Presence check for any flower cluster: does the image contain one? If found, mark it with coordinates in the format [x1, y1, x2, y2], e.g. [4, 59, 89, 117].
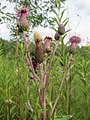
[32, 32, 53, 72]
[54, 23, 65, 41]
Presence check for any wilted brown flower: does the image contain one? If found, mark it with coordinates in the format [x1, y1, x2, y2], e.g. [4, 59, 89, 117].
[34, 32, 44, 63]
[34, 32, 42, 42]
[35, 41, 44, 63]
[44, 36, 52, 53]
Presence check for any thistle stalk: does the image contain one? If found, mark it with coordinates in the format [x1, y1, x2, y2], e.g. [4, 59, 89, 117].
[23, 31, 39, 82]
[46, 36, 62, 85]
[7, 104, 10, 120]
[86, 78, 89, 120]
[69, 72, 72, 114]
[66, 69, 71, 115]
[74, 78, 76, 118]
[16, 27, 21, 120]
[42, 57, 47, 120]
[22, 31, 43, 112]
[66, 74, 69, 115]
[50, 54, 73, 119]
[41, 87, 46, 120]
[39, 56, 47, 120]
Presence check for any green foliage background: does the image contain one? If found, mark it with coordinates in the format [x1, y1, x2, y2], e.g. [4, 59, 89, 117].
[0, 39, 90, 119]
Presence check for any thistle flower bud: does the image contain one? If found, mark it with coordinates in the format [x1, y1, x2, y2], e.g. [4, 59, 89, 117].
[58, 24, 65, 35]
[54, 32, 60, 40]
[44, 36, 52, 53]
[34, 32, 42, 42]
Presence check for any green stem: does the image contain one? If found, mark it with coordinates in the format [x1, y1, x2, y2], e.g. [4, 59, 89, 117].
[66, 75, 69, 115]
[66, 70, 71, 115]
[16, 27, 21, 120]
[86, 79, 88, 120]
[42, 88, 46, 120]
[7, 104, 10, 120]
[50, 54, 73, 119]
[68, 71, 71, 114]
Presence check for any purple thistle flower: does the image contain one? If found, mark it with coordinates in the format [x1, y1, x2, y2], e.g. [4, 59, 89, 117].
[16, 6, 29, 31]
[68, 35, 81, 52]
[69, 36, 81, 44]
[17, 6, 29, 18]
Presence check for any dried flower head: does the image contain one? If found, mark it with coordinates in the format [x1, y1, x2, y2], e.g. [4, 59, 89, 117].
[34, 32, 43, 42]
[35, 41, 44, 63]
[58, 24, 65, 35]
[44, 36, 52, 53]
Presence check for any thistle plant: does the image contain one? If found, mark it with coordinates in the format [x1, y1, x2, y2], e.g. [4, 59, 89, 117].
[0, 1, 90, 120]
[14, 2, 82, 120]
[1, 1, 90, 120]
